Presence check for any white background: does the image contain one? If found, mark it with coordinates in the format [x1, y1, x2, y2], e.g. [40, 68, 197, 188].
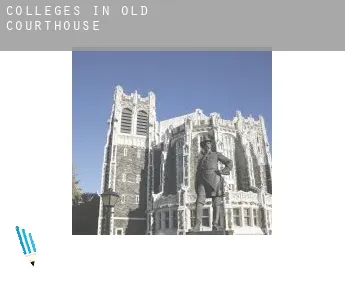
[0, 51, 344, 281]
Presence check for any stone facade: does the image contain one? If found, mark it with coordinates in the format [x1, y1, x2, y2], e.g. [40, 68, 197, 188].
[98, 86, 272, 235]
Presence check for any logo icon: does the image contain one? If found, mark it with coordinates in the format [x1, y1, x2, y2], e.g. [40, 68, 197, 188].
[15, 226, 36, 266]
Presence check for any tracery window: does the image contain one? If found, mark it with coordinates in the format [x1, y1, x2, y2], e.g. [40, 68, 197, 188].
[136, 110, 148, 135]
[120, 108, 132, 133]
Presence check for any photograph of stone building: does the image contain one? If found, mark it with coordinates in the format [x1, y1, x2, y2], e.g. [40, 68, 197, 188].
[97, 86, 272, 235]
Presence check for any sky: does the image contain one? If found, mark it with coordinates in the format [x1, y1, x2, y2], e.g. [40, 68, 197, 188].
[72, 51, 272, 193]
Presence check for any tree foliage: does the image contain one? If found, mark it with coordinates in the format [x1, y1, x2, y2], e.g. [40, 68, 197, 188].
[72, 166, 83, 205]
[71, 167, 100, 234]
[72, 193, 100, 235]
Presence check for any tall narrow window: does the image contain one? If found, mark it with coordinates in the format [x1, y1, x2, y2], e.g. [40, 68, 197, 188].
[164, 211, 170, 229]
[190, 208, 210, 227]
[136, 195, 139, 204]
[121, 195, 125, 203]
[122, 174, 126, 182]
[178, 171, 183, 185]
[202, 208, 210, 227]
[173, 210, 178, 228]
[233, 208, 241, 226]
[156, 212, 161, 230]
[244, 208, 251, 226]
[121, 108, 132, 133]
[136, 110, 148, 136]
[190, 209, 196, 228]
[124, 147, 127, 156]
[253, 208, 259, 226]
[184, 165, 189, 178]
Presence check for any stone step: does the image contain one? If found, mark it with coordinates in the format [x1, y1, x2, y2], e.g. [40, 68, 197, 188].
[186, 230, 233, 235]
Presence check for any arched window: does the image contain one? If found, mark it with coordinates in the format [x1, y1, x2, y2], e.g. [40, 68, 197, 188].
[136, 110, 148, 136]
[121, 108, 132, 134]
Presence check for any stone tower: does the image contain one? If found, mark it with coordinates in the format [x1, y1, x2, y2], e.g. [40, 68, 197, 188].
[97, 86, 157, 235]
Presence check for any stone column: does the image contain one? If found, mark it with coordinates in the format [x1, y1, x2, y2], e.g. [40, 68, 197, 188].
[145, 91, 157, 234]
[177, 190, 186, 234]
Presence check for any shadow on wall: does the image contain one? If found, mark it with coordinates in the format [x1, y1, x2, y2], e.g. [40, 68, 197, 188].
[72, 193, 100, 235]
[125, 209, 147, 235]
[125, 151, 148, 235]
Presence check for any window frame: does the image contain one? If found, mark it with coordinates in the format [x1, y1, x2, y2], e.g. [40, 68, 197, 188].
[202, 208, 210, 227]
[243, 207, 251, 226]
[190, 207, 211, 228]
[232, 207, 241, 227]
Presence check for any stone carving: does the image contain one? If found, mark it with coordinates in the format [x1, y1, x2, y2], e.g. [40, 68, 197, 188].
[179, 190, 185, 206]
[136, 103, 149, 112]
[187, 193, 197, 204]
[225, 191, 230, 204]
[264, 193, 272, 206]
[210, 112, 220, 126]
[122, 93, 133, 101]
[153, 193, 178, 208]
[117, 134, 146, 148]
[184, 145, 189, 155]
[114, 85, 123, 102]
[148, 91, 155, 105]
[219, 119, 235, 128]
[216, 140, 224, 152]
[229, 191, 259, 204]
[115, 85, 123, 93]
[121, 101, 134, 110]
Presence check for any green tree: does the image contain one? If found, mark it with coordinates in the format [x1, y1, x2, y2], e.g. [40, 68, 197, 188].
[72, 166, 82, 205]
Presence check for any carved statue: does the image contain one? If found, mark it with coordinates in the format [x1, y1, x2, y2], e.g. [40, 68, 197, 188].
[193, 135, 233, 231]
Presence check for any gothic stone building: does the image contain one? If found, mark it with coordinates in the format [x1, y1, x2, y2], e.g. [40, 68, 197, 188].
[97, 86, 272, 235]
